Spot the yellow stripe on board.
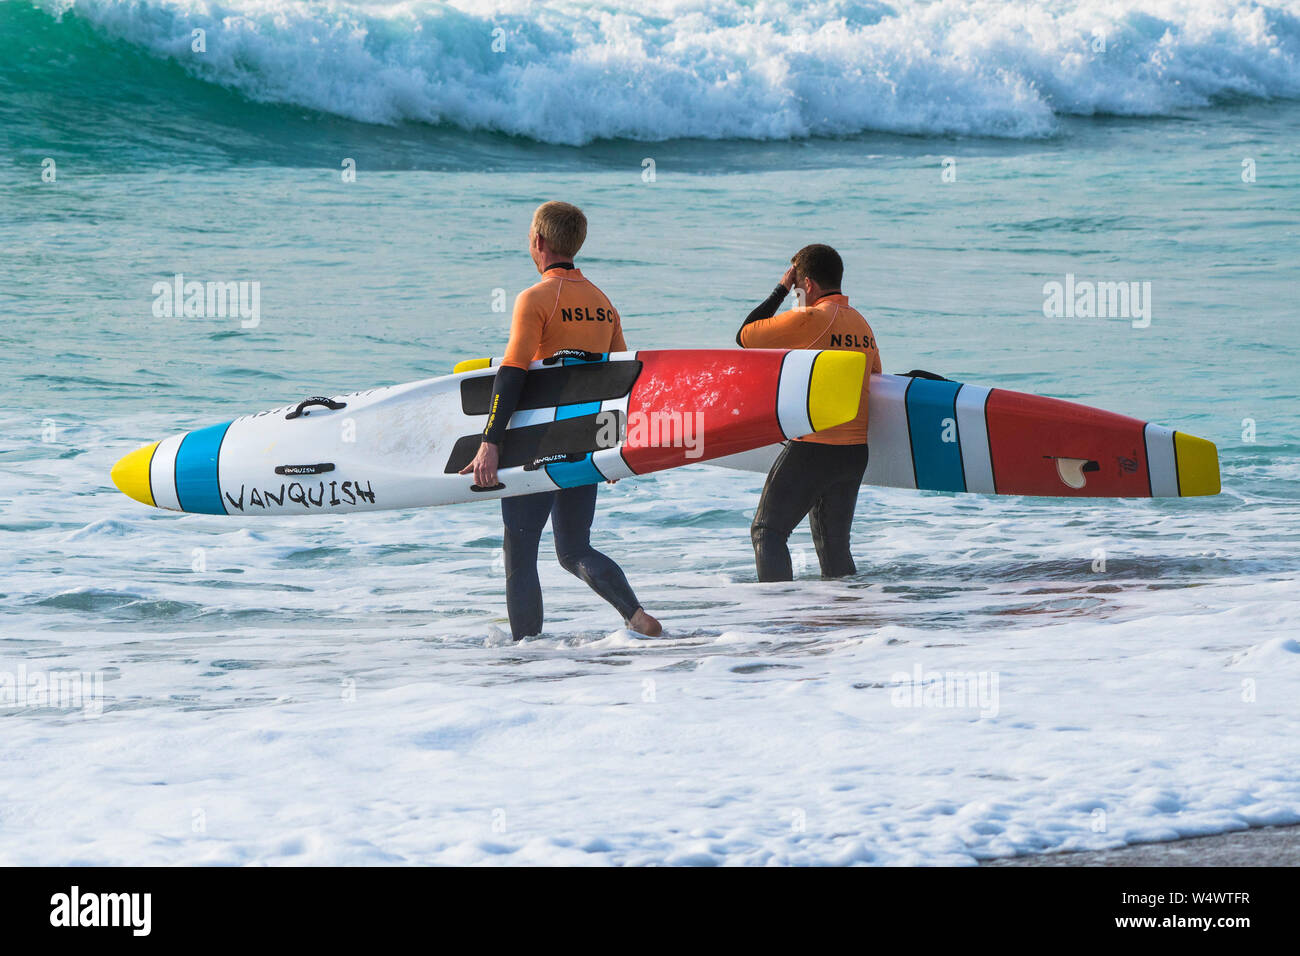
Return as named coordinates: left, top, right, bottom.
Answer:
left=1174, top=432, right=1221, bottom=497
left=110, top=441, right=159, bottom=507
left=807, top=350, right=867, bottom=432
left=453, top=357, right=492, bottom=374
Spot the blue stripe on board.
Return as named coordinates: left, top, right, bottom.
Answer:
left=905, top=379, right=966, bottom=492
left=174, top=422, right=231, bottom=514
left=555, top=401, right=601, bottom=421
left=546, top=454, right=604, bottom=488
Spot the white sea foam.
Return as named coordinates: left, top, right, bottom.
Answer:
left=4, top=434, right=1300, bottom=864
left=42, top=0, right=1300, bottom=142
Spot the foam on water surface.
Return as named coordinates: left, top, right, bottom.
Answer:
left=6, top=0, right=1300, bottom=152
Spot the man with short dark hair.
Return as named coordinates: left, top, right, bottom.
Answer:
left=736, top=244, right=881, bottom=580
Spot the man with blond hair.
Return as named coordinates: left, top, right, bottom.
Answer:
left=461, top=202, right=661, bottom=639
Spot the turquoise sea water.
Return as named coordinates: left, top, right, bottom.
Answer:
left=5, top=0, right=1299, bottom=648
left=1, top=0, right=1299, bottom=865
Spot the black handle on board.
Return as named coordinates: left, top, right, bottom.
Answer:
left=540, top=349, right=605, bottom=365
left=285, top=396, right=347, bottom=420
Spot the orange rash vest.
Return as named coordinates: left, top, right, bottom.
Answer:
left=502, top=266, right=628, bottom=369
left=738, top=293, right=881, bottom=445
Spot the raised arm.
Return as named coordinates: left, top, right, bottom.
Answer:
left=736, top=265, right=797, bottom=347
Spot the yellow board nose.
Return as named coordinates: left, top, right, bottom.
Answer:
left=111, top=442, right=159, bottom=507
left=453, top=357, right=492, bottom=374
left=807, top=350, right=868, bottom=432
left=1174, top=432, right=1221, bottom=497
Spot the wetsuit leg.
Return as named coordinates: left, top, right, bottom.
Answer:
left=750, top=441, right=822, bottom=582
left=501, top=490, right=557, bottom=640
left=551, top=484, right=642, bottom=621
left=808, top=444, right=869, bottom=578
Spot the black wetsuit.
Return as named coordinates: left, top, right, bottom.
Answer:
left=482, top=268, right=644, bottom=639
left=738, top=285, right=870, bottom=581
left=750, top=441, right=869, bottom=580
left=500, top=485, right=642, bottom=640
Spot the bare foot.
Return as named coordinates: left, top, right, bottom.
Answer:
left=627, top=608, right=662, bottom=637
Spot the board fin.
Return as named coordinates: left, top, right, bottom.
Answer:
left=1047, top=456, right=1100, bottom=490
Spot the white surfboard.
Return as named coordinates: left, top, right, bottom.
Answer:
left=110, top=348, right=867, bottom=515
